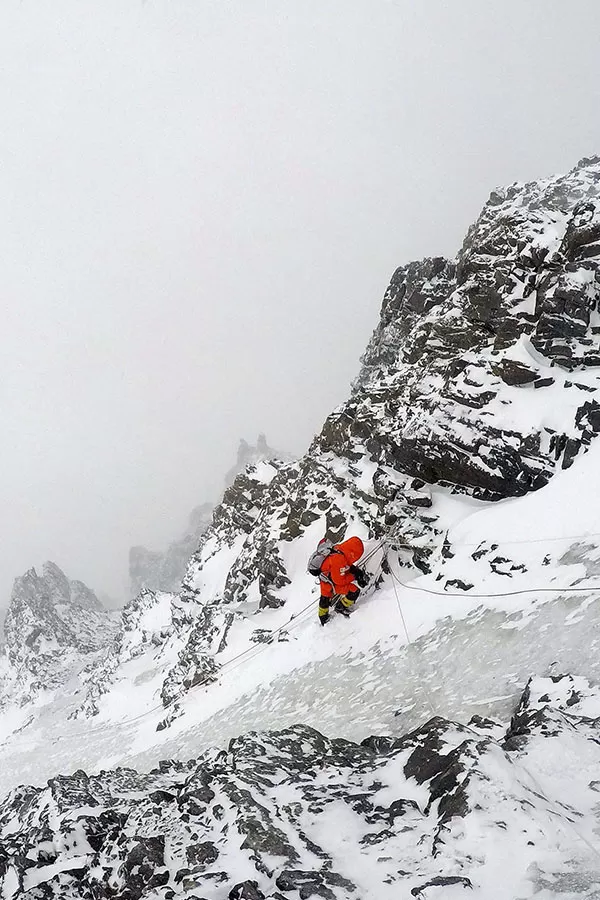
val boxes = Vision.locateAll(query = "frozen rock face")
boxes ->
[339,155,600,501]
[129,503,214,596]
[0,562,117,703]
[2,674,600,899]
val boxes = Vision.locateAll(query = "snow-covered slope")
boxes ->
[3,674,600,899]
[2,157,600,898]
[417,420,600,608]
[1,439,600,804]
[109,154,600,725]
[1,157,598,743]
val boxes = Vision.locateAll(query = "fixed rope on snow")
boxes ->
[7,528,600,752]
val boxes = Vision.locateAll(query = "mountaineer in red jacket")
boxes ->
[316,535,366,625]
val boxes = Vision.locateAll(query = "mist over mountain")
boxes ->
[2,157,600,898]
[129,435,292,598]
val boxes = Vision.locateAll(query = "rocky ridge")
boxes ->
[76,437,293,719]
[224,434,294,488]
[2,674,599,899]
[136,157,600,717]
[344,156,600,499]
[0,562,117,706]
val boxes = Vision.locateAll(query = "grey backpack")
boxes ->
[308,538,335,578]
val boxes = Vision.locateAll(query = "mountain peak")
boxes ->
[129,435,293,597]
[1,562,116,701]
[225,433,291,487]
[1,160,600,895]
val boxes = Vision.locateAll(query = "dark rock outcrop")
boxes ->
[2,675,600,899]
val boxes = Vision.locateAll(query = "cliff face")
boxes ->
[196,156,600,579]
[344,156,600,498]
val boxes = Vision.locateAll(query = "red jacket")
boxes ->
[320,536,364,597]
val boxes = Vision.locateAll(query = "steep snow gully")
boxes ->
[2,157,600,897]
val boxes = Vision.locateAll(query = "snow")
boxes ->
[2,432,600,808]
[9,682,600,899]
[186,532,246,595]
[449,435,600,546]
[23,856,89,890]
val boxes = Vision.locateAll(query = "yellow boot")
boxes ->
[334,595,353,617]
[318,603,330,626]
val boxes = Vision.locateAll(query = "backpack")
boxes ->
[307,538,336,578]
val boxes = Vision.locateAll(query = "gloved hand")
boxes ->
[349,565,369,588]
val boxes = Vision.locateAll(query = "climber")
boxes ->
[312,536,367,625]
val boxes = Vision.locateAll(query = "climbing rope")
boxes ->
[42,552,600,745]
[389,564,412,645]
[5,531,600,753]
[1,597,322,751]
[518,758,600,864]
[2,548,393,752]
[387,559,600,599]
[385,554,600,861]
[387,557,438,719]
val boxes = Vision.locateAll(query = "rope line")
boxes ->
[3,556,392,751]
[388,557,438,719]
[387,563,600,600]
[386,553,600,859]
[390,567,412,645]
[1,597,321,750]
[432,529,600,550]
[6,546,600,870]
[518,759,600,863]
[8,552,599,749]
[360,541,386,564]
[5,535,600,752]
[387,529,600,552]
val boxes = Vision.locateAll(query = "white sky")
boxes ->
[1,0,599,604]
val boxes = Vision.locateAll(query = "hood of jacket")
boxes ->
[335,536,364,565]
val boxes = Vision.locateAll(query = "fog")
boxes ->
[1,0,599,605]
